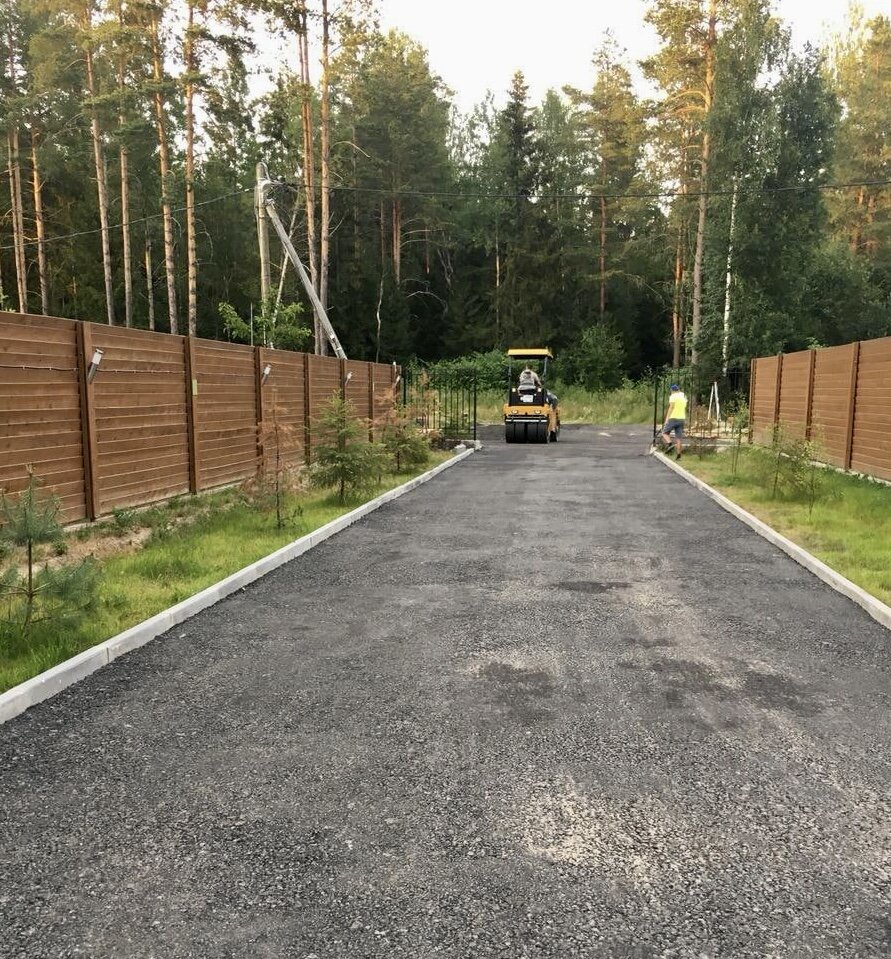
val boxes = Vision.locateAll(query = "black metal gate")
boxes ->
[402,365,477,442]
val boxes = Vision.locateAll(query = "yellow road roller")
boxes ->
[503,347,560,444]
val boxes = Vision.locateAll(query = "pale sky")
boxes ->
[377,0,888,111]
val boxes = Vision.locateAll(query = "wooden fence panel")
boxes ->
[777,351,811,439]
[1,314,400,518]
[751,355,779,444]
[90,325,191,513]
[306,354,342,456]
[373,365,398,434]
[810,344,856,466]
[0,313,86,522]
[850,336,891,481]
[345,360,371,424]
[192,339,259,490]
[258,348,305,470]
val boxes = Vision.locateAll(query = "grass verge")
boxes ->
[677,446,891,607]
[0,455,450,694]
[475,380,653,425]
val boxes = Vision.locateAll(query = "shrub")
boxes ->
[381,407,431,472]
[310,397,388,503]
[559,325,625,391]
[0,472,99,636]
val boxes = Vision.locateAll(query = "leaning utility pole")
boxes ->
[255,166,346,360]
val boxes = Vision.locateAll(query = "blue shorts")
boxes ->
[663,419,685,438]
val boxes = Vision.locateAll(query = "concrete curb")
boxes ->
[0,447,477,725]
[652,449,891,632]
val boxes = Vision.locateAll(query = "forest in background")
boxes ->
[1,0,889,386]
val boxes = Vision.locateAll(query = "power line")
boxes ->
[318,178,891,202]
[3,175,889,253]
[0,186,253,253]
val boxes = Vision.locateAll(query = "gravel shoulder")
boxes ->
[1,426,889,958]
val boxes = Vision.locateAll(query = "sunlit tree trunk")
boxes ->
[149,3,178,334]
[117,3,132,327]
[690,0,717,368]
[296,4,320,351]
[29,127,49,314]
[144,233,155,331]
[84,25,115,326]
[319,0,331,355]
[183,0,198,336]
[7,128,28,312]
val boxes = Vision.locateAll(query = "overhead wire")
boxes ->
[0,185,254,252]
[2,176,890,254]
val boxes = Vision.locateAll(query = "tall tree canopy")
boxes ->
[1,0,889,382]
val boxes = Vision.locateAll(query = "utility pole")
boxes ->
[721,179,738,375]
[256,161,272,302]
[256,165,347,360]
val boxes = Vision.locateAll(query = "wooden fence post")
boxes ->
[254,347,266,473]
[303,352,312,465]
[844,341,861,470]
[773,352,784,440]
[340,357,348,402]
[804,348,816,441]
[747,357,756,443]
[367,362,375,441]
[76,321,100,520]
[183,336,199,493]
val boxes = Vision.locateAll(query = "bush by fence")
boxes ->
[0,313,398,523]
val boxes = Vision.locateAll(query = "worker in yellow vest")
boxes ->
[661,383,688,458]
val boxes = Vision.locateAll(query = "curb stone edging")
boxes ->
[0,447,477,725]
[652,449,891,633]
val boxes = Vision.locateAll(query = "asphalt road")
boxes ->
[1,426,889,959]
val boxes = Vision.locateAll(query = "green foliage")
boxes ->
[310,397,388,503]
[111,508,137,535]
[754,431,838,514]
[424,350,508,391]
[560,325,626,391]
[219,298,312,352]
[0,474,99,636]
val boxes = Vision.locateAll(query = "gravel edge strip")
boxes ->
[652,449,891,633]
[0,447,477,725]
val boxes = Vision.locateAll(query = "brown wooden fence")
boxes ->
[0,312,398,523]
[749,335,891,481]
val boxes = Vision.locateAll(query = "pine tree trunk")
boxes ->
[7,127,28,312]
[494,218,501,341]
[671,225,684,369]
[297,6,320,352]
[118,11,133,328]
[319,0,331,355]
[184,0,198,337]
[150,7,178,334]
[392,198,401,285]
[145,234,155,331]
[5,18,27,313]
[690,0,717,369]
[29,127,50,315]
[599,193,607,321]
[85,42,116,326]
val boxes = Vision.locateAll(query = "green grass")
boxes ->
[679,447,891,606]
[476,380,654,425]
[0,456,449,693]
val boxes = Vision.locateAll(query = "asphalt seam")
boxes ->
[0,447,477,725]
[652,449,891,633]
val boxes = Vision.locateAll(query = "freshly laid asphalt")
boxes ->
[1,426,889,959]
